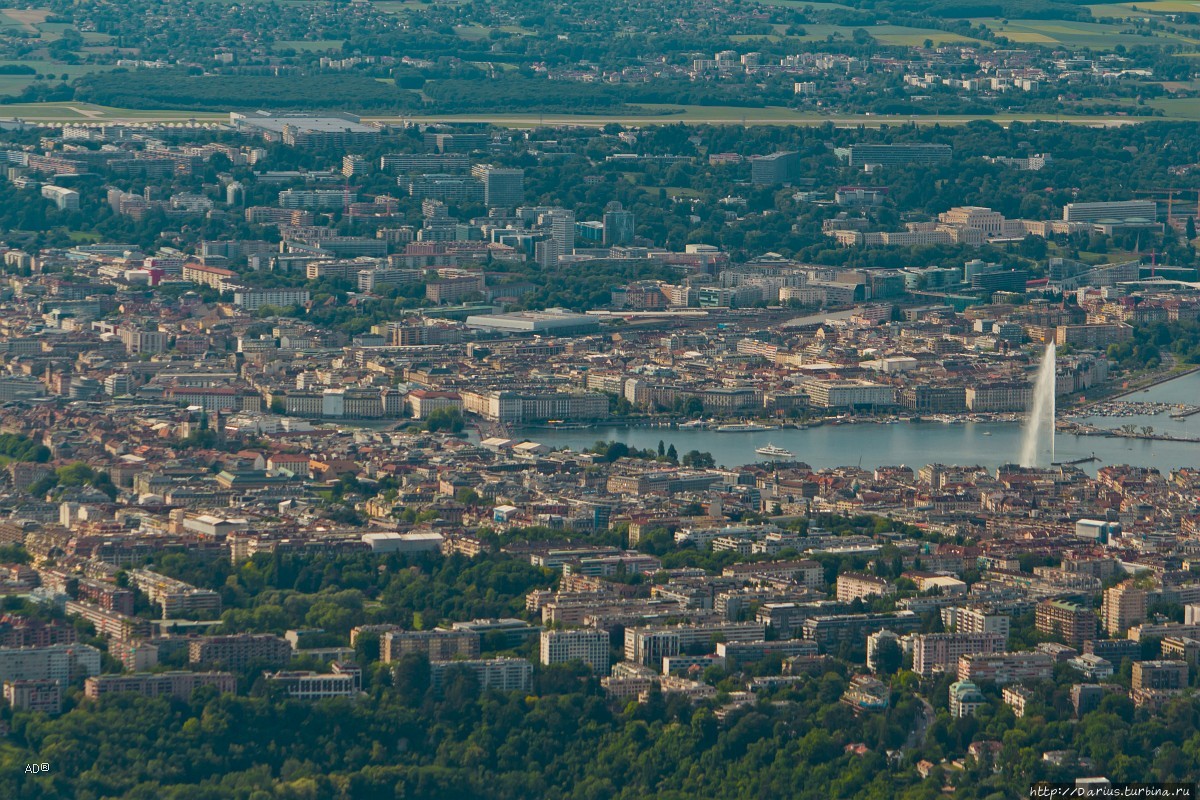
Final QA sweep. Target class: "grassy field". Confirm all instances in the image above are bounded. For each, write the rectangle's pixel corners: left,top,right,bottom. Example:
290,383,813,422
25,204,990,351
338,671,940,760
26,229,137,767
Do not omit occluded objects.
1090,1,1200,14
367,103,1162,127
0,7,46,33
734,24,981,45
453,24,493,40
0,102,227,122
0,60,116,97
974,16,1200,47
0,99,1191,127
1148,97,1200,117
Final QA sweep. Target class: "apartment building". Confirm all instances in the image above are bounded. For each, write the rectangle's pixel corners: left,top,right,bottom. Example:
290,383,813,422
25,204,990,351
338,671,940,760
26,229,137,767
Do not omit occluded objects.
85,671,236,699
912,632,1005,677
957,651,1053,684
540,629,610,674
430,657,533,692
1132,660,1189,691
1102,582,1148,636
3,679,62,713
1036,599,1097,649
232,288,311,312
624,623,766,667
943,606,1011,641
836,572,896,603
382,629,481,662
188,634,292,670
278,189,355,209
0,643,101,684
801,612,922,647
127,569,222,619
950,680,987,718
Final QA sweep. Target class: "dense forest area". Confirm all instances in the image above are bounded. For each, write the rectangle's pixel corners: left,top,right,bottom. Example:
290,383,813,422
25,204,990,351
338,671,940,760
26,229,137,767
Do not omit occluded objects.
73,72,425,112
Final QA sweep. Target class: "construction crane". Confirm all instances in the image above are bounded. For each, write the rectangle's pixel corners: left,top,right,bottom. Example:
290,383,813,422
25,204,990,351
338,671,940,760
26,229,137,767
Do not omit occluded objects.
1132,188,1199,227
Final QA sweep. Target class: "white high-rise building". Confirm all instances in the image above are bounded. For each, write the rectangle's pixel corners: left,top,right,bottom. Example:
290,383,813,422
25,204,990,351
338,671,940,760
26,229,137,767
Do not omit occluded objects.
540,629,610,674
540,209,575,261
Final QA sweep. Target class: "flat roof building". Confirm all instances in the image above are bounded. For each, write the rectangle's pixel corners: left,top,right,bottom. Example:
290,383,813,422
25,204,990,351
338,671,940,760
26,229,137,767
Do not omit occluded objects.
464,309,601,336
838,143,952,167
230,112,380,149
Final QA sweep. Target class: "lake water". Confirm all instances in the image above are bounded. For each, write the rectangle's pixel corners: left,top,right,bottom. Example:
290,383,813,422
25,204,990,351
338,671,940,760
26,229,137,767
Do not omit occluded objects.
509,372,1200,473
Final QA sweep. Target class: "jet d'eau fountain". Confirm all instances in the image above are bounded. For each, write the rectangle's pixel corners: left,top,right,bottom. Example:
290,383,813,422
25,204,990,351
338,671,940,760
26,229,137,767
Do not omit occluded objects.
1020,343,1057,467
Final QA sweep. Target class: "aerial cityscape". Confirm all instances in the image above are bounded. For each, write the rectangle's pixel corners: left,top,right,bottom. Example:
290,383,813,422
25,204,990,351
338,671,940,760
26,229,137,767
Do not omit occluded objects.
1,0,1200,797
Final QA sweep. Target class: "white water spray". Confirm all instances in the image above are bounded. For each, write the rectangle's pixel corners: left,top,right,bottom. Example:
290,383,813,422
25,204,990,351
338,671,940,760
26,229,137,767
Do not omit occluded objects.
1020,343,1056,467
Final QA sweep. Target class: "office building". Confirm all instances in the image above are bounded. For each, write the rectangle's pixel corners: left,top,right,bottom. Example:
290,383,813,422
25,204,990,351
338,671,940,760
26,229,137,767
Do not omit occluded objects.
449,619,542,647
750,151,801,185
803,380,895,409
264,668,359,700
838,143,952,167
231,112,380,149
424,132,489,153
540,629,610,674
407,174,484,203
380,153,470,173
540,208,575,258
472,165,525,207
1062,200,1157,224
41,185,80,211
460,389,609,424
602,202,635,246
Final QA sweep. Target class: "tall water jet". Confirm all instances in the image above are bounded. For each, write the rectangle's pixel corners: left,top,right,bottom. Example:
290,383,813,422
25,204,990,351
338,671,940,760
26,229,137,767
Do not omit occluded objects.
1020,343,1056,467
